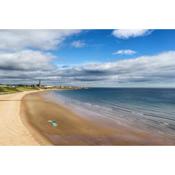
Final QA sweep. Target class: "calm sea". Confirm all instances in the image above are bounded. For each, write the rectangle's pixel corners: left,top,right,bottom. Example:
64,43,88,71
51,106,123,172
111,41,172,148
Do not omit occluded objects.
43,88,175,137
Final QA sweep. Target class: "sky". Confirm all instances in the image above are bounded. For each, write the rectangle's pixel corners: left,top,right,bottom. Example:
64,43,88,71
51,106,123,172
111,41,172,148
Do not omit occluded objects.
0,29,175,87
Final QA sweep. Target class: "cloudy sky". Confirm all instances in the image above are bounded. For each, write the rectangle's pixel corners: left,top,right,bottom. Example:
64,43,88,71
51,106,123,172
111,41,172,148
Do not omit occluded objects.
0,29,175,87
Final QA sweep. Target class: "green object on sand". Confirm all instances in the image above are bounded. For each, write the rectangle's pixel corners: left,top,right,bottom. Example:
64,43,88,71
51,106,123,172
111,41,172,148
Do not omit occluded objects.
48,119,58,127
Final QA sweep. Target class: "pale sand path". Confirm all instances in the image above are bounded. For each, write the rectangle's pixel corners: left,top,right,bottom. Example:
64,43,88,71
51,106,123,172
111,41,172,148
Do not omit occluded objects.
0,91,40,145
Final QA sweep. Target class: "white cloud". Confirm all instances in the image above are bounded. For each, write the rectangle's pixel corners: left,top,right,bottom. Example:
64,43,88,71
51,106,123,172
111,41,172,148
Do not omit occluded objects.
71,40,86,48
112,29,151,39
113,49,136,55
0,50,55,71
0,30,81,51
1,50,175,87
0,30,174,87
54,51,175,87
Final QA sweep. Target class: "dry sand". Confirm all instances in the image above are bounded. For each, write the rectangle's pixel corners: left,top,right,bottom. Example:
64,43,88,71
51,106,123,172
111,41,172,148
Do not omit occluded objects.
0,91,50,145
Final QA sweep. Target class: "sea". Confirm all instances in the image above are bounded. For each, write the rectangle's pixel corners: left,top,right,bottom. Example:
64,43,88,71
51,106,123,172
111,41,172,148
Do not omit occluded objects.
43,88,175,137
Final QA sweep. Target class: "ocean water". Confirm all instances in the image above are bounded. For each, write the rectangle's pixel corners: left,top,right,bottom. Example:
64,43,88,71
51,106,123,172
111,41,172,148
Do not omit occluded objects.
44,88,175,137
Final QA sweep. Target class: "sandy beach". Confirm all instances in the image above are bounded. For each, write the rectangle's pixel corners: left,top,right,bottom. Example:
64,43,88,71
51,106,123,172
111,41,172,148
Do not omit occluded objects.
0,91,44,145
20,91,175,145
0,90,174,145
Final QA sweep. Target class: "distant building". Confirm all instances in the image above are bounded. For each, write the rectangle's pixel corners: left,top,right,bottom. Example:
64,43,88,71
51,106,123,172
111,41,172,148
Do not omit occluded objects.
44,85,53,88
37,80,41,87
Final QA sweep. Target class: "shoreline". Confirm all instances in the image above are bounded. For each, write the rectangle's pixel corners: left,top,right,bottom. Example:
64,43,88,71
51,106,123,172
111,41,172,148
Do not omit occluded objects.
20,91,53,145
20,91,175,145
0,89,174,145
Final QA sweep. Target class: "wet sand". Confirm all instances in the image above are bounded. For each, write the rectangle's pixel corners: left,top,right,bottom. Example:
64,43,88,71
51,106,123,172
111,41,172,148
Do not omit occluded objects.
20,91,175,145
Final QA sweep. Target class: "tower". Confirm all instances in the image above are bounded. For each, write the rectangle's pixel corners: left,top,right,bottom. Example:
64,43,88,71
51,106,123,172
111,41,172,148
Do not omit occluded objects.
38,80,41,87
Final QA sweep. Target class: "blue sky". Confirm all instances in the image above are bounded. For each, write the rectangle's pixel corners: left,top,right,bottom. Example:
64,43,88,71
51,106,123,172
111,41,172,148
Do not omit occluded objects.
0,29,175,87
53,30,175,65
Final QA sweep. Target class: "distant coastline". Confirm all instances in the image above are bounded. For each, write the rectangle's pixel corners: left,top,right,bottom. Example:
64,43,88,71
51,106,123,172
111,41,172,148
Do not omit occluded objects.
0,83,84,96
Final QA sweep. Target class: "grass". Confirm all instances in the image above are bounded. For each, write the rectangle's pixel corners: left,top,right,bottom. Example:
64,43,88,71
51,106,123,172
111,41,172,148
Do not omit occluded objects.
0,85,40,95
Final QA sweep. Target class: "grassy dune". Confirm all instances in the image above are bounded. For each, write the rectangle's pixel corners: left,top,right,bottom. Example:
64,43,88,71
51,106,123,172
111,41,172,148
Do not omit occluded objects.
0,85,40,95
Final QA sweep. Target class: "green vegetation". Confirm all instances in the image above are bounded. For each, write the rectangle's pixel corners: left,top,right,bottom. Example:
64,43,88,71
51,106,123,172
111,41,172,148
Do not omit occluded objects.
0,85,40,95
0,83,83,95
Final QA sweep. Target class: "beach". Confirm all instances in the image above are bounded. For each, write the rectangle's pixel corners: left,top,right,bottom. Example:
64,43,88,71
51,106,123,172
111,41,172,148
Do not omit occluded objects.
0,91,50,145
20,91,175,145
0,90,174,145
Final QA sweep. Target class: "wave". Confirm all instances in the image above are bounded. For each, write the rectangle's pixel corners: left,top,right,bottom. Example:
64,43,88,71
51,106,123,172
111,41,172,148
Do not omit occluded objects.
43,89,175,136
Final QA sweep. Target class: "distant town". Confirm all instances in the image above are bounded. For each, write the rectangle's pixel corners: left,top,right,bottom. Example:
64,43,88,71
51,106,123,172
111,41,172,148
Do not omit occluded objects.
0,80,83,95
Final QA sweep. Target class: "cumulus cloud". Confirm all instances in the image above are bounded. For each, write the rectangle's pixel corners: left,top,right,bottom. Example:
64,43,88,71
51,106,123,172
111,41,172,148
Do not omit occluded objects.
1,50,175,87
112,29,152,39
0,50,55,71
0,30,81,51
0,28,174,87
71,40,86,48
113,49,136,55
52,51,175,87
